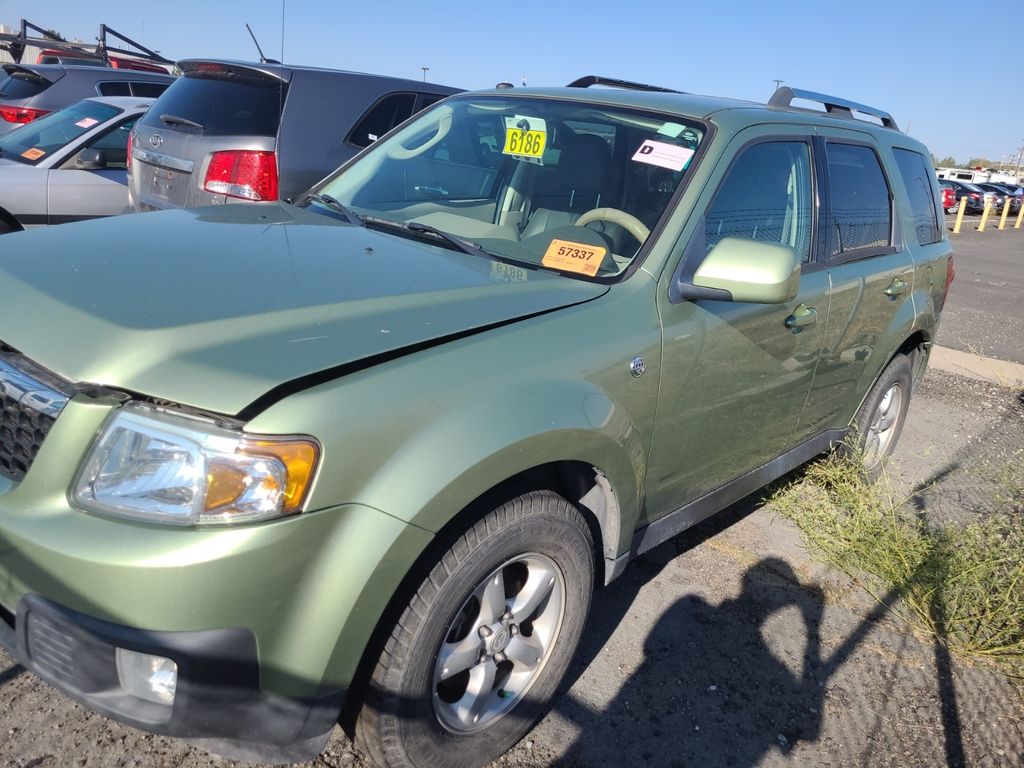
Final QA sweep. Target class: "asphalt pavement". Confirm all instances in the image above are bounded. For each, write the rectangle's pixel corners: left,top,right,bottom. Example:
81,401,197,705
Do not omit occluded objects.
938,223,1024,365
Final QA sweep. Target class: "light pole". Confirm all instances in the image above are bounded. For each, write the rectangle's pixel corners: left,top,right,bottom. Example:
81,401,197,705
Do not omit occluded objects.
1014,142,1024,181
421,66,429,82
773,79,784,91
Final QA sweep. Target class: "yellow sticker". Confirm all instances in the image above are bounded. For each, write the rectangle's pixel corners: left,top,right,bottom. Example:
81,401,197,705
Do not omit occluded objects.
21,147,46,161
503,128,546,159
542,239,607,277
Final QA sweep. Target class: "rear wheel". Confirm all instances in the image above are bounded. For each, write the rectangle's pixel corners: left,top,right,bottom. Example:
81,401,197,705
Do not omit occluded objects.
355,491,595,768
847,353,914,476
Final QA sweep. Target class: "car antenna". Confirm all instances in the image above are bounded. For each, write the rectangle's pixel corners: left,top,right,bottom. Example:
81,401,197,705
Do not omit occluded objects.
245,23,280,64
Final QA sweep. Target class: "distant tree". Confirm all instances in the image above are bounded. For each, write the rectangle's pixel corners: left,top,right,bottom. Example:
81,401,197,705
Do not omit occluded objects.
936,155,958,168
966,157,998,169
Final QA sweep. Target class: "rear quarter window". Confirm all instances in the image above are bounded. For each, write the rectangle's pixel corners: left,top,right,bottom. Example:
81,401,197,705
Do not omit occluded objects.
892,148,941,246
139,72,285,137
825,143,892,256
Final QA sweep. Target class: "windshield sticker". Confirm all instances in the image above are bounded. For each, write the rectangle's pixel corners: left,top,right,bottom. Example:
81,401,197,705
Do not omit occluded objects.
21,147,46,161
542,239,607,277
632,140,694,172
75,117,100,129
490,261,529,283
503,116,547,164
657,122,685,138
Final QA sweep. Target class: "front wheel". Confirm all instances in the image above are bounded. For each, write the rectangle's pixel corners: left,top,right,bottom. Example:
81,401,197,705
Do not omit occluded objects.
355,491,595,768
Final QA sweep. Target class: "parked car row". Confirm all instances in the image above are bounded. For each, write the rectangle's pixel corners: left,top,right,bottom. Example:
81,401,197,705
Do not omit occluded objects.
0,70,954,768
0,60,460,232
938,176,1023,215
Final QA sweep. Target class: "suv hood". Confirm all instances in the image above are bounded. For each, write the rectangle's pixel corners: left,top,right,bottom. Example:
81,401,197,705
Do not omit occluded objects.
0,204,607,416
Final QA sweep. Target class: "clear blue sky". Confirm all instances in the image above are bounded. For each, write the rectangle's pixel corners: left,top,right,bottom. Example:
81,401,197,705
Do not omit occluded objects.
5,0,1021,167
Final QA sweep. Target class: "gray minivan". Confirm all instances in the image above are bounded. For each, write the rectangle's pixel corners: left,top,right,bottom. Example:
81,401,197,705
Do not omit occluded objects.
129,60,461,210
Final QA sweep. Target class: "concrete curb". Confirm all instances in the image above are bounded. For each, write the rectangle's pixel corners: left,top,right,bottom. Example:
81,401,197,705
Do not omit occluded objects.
929,345,1024,387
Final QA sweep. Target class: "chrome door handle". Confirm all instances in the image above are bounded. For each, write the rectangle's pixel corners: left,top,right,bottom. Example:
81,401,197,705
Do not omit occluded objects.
784,304,817,331
884,278,909,297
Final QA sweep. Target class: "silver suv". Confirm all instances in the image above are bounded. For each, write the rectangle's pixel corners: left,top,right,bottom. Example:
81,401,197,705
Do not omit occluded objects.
128,59,461,210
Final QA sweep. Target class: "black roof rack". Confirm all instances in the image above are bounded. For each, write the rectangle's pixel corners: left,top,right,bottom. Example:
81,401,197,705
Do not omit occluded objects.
767,86,899,131
0,18,172,67
567,75,681,94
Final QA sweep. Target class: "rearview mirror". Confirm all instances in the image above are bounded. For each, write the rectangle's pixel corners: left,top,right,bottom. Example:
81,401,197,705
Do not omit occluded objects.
677,237,800,304
77,149,107,170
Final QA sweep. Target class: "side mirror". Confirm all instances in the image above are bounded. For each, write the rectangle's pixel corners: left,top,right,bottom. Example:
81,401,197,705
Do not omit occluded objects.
77,148,107,170
676,237,800,304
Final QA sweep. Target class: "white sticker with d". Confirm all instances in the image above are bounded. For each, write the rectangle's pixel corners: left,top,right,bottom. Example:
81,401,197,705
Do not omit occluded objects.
632,140,695,172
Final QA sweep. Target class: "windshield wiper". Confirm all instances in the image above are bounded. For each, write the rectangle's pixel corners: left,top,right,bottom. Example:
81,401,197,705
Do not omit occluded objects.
302,193,364,225
363,216,491,259
160,113,204,130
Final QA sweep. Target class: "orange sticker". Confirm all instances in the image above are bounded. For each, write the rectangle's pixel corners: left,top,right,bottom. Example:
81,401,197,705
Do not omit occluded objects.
541,239,607,276
21,147,46,161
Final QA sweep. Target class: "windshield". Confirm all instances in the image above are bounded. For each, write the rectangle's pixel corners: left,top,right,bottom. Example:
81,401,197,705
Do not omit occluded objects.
315,94,704,280
0,99,121,165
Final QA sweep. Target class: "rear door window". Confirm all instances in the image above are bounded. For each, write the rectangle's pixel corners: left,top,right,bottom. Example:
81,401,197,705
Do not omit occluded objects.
139,72,286,137
130,81,169,98
824,143,892,257
346,93,418,148
892,148,941,246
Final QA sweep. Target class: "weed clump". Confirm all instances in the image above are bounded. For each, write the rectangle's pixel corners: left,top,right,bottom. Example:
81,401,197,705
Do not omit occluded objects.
770,451,1024,682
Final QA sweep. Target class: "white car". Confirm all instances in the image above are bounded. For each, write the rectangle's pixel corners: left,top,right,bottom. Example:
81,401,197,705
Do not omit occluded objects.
0,96,153,232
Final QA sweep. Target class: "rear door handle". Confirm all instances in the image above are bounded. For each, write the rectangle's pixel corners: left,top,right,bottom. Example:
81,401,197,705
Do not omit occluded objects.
884,278,909,297
784,304,817,331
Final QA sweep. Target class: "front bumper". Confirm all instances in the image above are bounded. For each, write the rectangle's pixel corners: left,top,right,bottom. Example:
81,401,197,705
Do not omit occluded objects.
0,595,341,761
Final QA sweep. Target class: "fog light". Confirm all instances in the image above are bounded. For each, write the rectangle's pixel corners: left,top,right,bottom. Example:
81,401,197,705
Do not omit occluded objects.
116,648,178,705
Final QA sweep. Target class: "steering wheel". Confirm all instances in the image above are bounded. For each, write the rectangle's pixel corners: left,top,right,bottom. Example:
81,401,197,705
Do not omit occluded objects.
574,207,650,244
387,106,453,160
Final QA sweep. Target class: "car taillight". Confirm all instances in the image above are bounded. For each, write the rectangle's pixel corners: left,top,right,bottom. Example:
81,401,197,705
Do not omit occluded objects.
203,150,279,201
0,105,49,124
126,131,134,165
939,255,955,310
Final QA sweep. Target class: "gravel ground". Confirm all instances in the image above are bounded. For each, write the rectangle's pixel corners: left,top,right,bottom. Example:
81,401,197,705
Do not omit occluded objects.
2,369,1022,768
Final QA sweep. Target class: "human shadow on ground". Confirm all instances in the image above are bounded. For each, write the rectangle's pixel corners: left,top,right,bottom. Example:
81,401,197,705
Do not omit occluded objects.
549,488,924,768
554,554,830,768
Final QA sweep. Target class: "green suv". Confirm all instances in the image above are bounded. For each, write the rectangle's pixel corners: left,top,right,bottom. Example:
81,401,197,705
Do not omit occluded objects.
0,78,952,766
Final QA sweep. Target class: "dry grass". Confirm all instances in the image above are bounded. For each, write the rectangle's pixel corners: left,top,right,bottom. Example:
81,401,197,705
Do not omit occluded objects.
769,449,1024,682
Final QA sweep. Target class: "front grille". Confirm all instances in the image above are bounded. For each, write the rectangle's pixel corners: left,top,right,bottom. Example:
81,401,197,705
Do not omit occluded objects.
0,354,71,482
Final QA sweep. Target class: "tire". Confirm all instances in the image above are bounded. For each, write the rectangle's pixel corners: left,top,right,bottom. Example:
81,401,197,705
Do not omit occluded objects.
354,491,595,768
846,353,914,477
946,202,959,214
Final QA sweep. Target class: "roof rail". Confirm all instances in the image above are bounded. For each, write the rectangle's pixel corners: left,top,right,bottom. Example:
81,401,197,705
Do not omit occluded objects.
0,18,172,67
768,86,899,131
567,75,681,94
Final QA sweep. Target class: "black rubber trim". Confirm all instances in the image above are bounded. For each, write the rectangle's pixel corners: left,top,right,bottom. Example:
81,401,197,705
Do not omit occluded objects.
235,290,608,420
1,595,342,761
631,428,846,555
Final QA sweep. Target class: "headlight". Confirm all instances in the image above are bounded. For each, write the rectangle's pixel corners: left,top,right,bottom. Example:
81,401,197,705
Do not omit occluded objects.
71,404,319,526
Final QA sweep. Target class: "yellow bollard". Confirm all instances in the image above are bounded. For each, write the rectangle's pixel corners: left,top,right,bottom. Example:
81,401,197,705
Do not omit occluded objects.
998,198,1011,230
1016,204,1024,230
977,200,992,231
953,196,967,234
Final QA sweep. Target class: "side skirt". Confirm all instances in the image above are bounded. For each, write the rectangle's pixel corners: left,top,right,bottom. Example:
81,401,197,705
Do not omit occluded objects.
604,428,847,583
